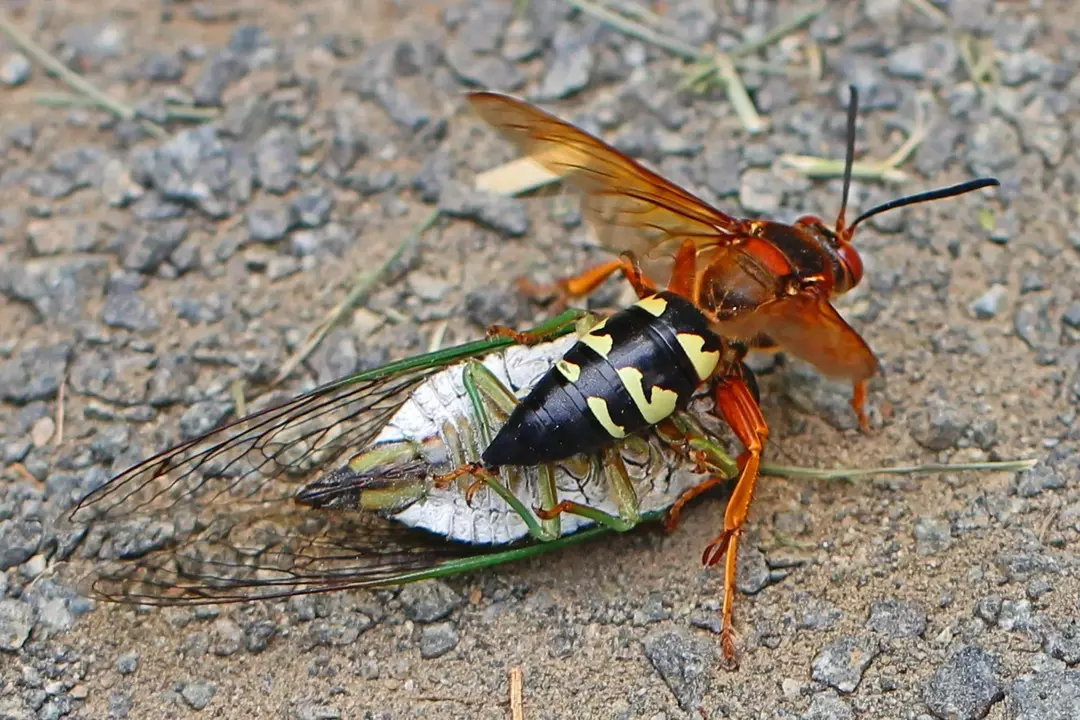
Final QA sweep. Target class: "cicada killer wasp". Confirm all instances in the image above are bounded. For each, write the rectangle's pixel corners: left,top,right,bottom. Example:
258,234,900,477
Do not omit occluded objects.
463,86,999,663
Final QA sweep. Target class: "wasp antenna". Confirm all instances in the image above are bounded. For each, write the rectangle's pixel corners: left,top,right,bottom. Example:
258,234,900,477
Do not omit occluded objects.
836,85,860,234
848,177,1001,232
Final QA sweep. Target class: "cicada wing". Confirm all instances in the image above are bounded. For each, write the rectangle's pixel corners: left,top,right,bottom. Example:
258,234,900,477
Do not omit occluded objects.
78,505,481,605
63,354,470,604
467,92,748,286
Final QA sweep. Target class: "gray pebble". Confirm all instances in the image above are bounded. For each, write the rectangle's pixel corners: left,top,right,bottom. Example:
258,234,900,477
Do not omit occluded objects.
108,690,133,718
924,646,1003,720
243,620,275,653
1008,668,1080,720
911,402,970,451
974,595,1002,624
412,149,453,204
247,202,293,243
1061,302,1080,330
5,256,110,322
180,680,217,711
0,343,72,404
0,519,43,569
802,691,854,720
399,581,462,623
438,182,529,237
464,285,527,329
866,598,927,639
193,50,248,106
291,186,334,228
739,168,783,216
0,52,31,86
115,651,139,675
102,282,160,333
419,622,460,659
27,218,100,256
0,599,35,651
967,118,1022,175
797,596,845,631
211,618,243,656
914,516,953,556
1013,465,1067,498
304,615,370,648
254,127,299,194
178,401,232,440
970,285,1009,319
810,636,880,693
142,50,186,82
371,83,430,132
736,545,771,594
534,27,594,101
642,627,715,712
123,221,189,274
444,40,525,91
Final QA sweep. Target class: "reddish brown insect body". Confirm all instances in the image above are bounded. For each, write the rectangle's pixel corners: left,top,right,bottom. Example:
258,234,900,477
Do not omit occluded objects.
466,87,998,666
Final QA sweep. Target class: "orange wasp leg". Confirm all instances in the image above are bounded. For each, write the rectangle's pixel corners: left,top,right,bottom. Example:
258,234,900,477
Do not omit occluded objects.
666,238,699,302
518,252,658,312
700,373,770,667
851,379,871,433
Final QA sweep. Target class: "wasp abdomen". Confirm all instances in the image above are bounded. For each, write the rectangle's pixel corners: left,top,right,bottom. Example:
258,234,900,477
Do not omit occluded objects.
482,292,723,467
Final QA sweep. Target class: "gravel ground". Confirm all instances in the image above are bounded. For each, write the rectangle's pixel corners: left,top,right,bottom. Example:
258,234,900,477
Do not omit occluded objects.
1,1,1079,718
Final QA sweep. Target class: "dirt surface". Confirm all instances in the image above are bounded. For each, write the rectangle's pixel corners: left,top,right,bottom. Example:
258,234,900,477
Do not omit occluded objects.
1,1,1079,719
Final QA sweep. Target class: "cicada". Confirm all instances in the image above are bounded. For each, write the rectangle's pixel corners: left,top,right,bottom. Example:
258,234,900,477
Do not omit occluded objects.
66,311,741,611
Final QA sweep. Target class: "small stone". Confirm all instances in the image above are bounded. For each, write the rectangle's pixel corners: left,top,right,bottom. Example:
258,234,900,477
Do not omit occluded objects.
178,401,232,440
438,182,529,237
802,691,854,720
1014,465,1067,498
247,202,292,243
924,646,1003,720
866,598,927,639
123,221,189,273
914,516,953,556
243,620,275,653
736,545,770,594
30,417,55,447
739,168,783,215
0,343,72,404
642,628,715,712
398,581,462,623
1062,302,1080,330
181,681,216,711
0,599,35,651
419,622,460,659
810,636,879,693
0,53,31,86
291,187,334,228
211,618,243,656
115,651,139,675
970,285,1008,319
912,403,970,451
254,127,299,194
533,30,593,101
0,519,43,569
797,596,845,631
1009,669,1080,720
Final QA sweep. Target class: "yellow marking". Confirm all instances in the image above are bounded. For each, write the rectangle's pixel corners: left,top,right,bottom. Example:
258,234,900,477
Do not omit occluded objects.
635,295,668,317
676,333,721,381
586,397,626,438
617,367,679,424
555,360,581,382
580,326,614,357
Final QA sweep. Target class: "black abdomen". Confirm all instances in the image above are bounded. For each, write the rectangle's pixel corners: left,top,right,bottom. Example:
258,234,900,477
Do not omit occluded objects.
481,292,723,467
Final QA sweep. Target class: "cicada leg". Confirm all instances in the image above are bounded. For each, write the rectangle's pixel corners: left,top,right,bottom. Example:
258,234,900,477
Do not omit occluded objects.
454,360,561,541
534,443,641,533
486,307,598,347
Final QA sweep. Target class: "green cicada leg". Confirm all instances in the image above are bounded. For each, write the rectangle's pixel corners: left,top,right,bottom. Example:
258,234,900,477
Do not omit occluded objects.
535,443,641,533
460,360,560,541
485,308,598,346
657,411,742,534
